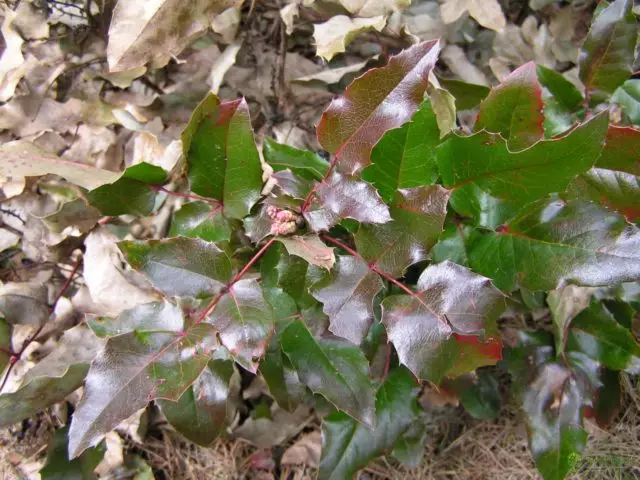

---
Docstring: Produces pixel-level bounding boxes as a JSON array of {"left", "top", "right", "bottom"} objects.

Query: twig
[
  {"left": 151, "top": 185, "right": 222, "bottom": 208},
  {"left": 195, "top": 238, "right": 276, "bottom": 324},
  {"left": 0, "top": 257, "right": 82, "bottom": 393}
]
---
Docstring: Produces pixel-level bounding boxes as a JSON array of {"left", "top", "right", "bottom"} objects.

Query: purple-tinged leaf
[
  {"left": 595, "top": 125, "right": 640, "bottom": 176},
  {"left": 317, "top": 40, "right": 441, "bottom": 174},
  {"left": 311, "top": 255, "right": 384, "bottom": 345},
  {"left": 68, "top": 304, "right": 216, "bottom": 458},
  {"left": 319, "top": 368, "right": 420, "bottom": 480},
  {"left": 281, "top": 319, "right": 376, "bottom": 427},
  {"left": 302, "top": 173, "right": 391, "bottom": 232},
  {"left": 118, "top": 237, "right": 233, "bottom": 298},
  {"left": 438, "top": 112, "right": 609, "bottom": 206},
  {"left": 579, "top": 0, "right": 636, "bottom": 103},
  {"left": 158, "top": 359, "right": 239, "bottom": 446},
  {"left": 476, "top": 62, "right": 545, "bottom": 151},
  {"left": 467, "top": 198, "right": 640, "bottom": 291},
  {"left": 182, "top": 94, "right": 263, "bottom": 220},
  {"left": 206, "top": 278, "right": 275, "bottom": 373},
  {"left": 355, "top": 185, "right": 450, "bottom": 278},
  {"left": 381, "top": 261, "right": 506, "bottom": 383}
]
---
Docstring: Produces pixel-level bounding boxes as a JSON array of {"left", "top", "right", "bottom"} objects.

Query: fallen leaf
[
  {"left": 313, "top": 15, "right": 386, "bottom": 61},
  {"left": 282, "top": 431, "right": 322, "bottom": 468},
  {"left": 209, "top": 40, "right": 242, "bottom": 93},
  {"left": 0, "top": 7, "right": 26, "bottom": 102},
  {"left": 0, "top": 282, "right": 49, "bottom": 325},
  {"left": 293, "top": 59, "right": 371, "bottom": 85},
  {"left": 441, "top": 45, "right": 489, "bottom": 86},
  {"left": 280, "top": 1, "right": 300, "bottom": 35},
  {"left": 233, "top": 405, "right": 313, "bottom": 447},
  {"left": 211, "top": 7, "right": 241, "bottom": 43},
  {"left": 440, "top": 0, "right": 506, "bottom": 32}
]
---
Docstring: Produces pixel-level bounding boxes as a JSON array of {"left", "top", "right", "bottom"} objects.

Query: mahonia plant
[{"left": 1, "top": 1, "right": 639, "bottom": 478}]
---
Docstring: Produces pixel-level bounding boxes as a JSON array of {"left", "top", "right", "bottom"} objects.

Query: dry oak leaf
[
  {"left": 313, "top": 15, "right": 386, "bottom": 61},
  {"left": 440, "top": 0, "right": 506, "bottom": 32}
]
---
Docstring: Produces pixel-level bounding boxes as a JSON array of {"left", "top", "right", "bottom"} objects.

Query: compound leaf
[
  {"left": 281, "top": 319, "right": 376, "bottom": 427},
  {"left": 317, "top": 40, "right": 440, "bottom": 174}
]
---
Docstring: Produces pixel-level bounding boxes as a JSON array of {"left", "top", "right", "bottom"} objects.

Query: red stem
[
  {"left": 0, "top": 257, "right": 82, "bottom": 393},
  {"left": 195, "top": 238, "right": 276, "bottom": 324},
  {"left": 300, "top": 155, "right": 340, "bottom": 213},
  {"left": 152, "top": 185, "right": 222, "bottom": 208}
]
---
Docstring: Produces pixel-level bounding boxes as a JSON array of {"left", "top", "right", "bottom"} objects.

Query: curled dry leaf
[
  {"left": 282, "top": 431, "right": 322, "bottom": 468},
  {"left": 313, "top": 15, "right": 386, "bottom": 61},
  {"left": 440, "top": 0, "right": 506, "bottom": 32}
]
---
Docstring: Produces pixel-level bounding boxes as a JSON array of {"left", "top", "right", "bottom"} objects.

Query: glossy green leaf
[
  {"left": 319, "top": 367, "right": 420, "bottom": 480},
  {"left": 611, "top": 79, "right": 640, "bottom": 124},
  {"left": 536, "top": 65, "right": 583, "bottom": 112},
  {"left": 159, "top": 359, "right": 238, "bottom": 446},
  {"left": 566, "top": 301, "right": 640, "bottom": 373},
  {"left": 263, "top": 138, "right": 328, "bottom": 180},
  {"left": 311, "top": 255, "right": 384, "bottom": 345},
  {"left": 523, "top": 363, "right": 587, "bottom": 480},
  {"left": 0, "top": 325, "right": 103, "bottom": 428},
  {"left": 40, "top": 426, "right": 105, "bottom": 480},
  {"left": 595, "top": 125, "right": 640, "bottom": 176},
  {"left": 68, "top": 304, "right": 216, "bottom": 458},
  {"left": 381, "top": 261, "right": 505, "bottom": 383},
  {"left": 439, "top": 113, "right": 608, "bottom": 206},
  {"left": 317, "top": 40, "right": 440, "bottom": 174},
  {"left": 448, "top": 370, "right": 501, "bottom": 420},
  {"left": 591, "top": 367, "right": 621, "bottom": 427},
  {"left": 503, "top": 330, "right": 555, "bottom": 398},
  {"left": 547, "top": 285, "right": 594, "bottom": 357},
  {"left": 182, "top": 94, "right": 263, "bottom": 220},
  {"left": 449, "top": 184, "right": 518, "bottom": 230},
  {"left": 355, "top": 185, "right": 450, "bottom": 277},
  {"left": 86, "top": 162, "right": 167, "bottom": 216},
  {"left": 119, "top": 237, "right": 233, "bottom": 298},
  {"left": 168, "top": 201, "right": 231, "bottom": 243},
  {"left": 564, "top": 168, "right": 640, "bottom": 221},
  {"left": 391, "top": 423, "right": 428, "bottom": 468},
  {"left": 431, "top": 223, "right": 471, "bottom": 266},
  {"left": 579, "top": 0, "right": 636, "bottom": 103},
  {"left": 302, "top": 172, "right": 391, "bottom": 232},
  {"left": 467, "top": 198, "right": 640, "bottom": 291},
  {"left": 437, "top": 77, "right": 489, "bottom": 110},
  {"left": 362, "top": 100, "right": 441, "bottom": 203},
  {"left": 206, "top": 278, "right": 275, "bottom": 373},
  {"left": 261, "top": 242, "right": 316, "bottom": 309},
  {"left": 281, "top": 319, "right": 376, "bottom": 427},
  {"left": 476, "top": 62, "right": 545, "bottom": 151},
  {"left": 260, "top": 338, "right": 306, "bottom": 412}
]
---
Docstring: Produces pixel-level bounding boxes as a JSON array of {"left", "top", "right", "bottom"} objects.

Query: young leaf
[
  {"left": 0, "top": 325, "right": 103, "bottom": 428},
  {"left": 362, "top": 100, "right": 441, "bottom": 204},
  {"left": 438, "top": 113, "right": 609, "bottom": 206},
  {"left": 564, "top": 168, "right": 640, "bottom": 221},
  {"left": 475, "top": 62, "right": 545, "bottom": 151},
  {"left": 158, "top": 359, "right": 238, "bottom": 446},
  {"left": 355, "top": 185, "right": 451, "bottom": 277},
  {"left": 303, "top": 172, "right": 391, "bottom": 232},
  {"left": 182, "top": 94, "right": 263, "bottom": 220},
  {"left": 118, "top": 237, "right": 233, "bottom": 298},
  {"left": 319, "top": 367, "right": 420, "bottom": 480},
  {"left": 206, "top": 278, "right": 275, "bottom": 373},
  {"left": 277, "top": 235, "right": 335, "bottom": 270},
  {"left": 523, "top": 363, "right": 587, "bottom": 480},
  {"left": 168, "top": 202, "right": 231, "bottom": 243},
  {"left": 579, "top": 0, "right": 636, "bottom": 103},
  {"left": 107, "top": 0, "right": 234, "bottom": 71},
  {"left": 467, "top": 198, "right": 640, "bottom": 291},
  {"left": 381, "top": 261, "right": 505, "bottom": 383},
  {"left": 281, "top": 319, "right": 376, "bottom": 427},
  {"left": 595, "top": 125, "right": 640, "bottom": 176},
  {"left": 317, "top": 39, "right": 441, "bottom": 174},
  {"left": 311, "top": 255, "right": 384, "bottom": 345},
  {"left": 68, "top": 305, "right": 216, "bottom": 458},
  {"left": 40, "top": 426, "right": 105, "bottom": 480},
  {"left": 566, "top": 301, "right": 640, "bottom": 373},
  {"left": 263, "top": 138, "right": 328, "bottom": 180}
]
